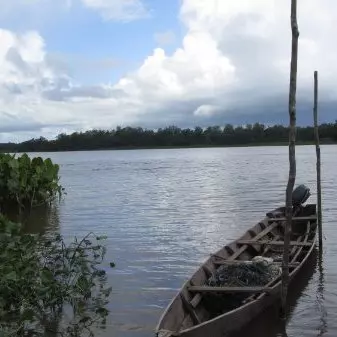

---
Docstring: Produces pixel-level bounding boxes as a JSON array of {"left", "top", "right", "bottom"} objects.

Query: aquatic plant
[
  {"left": 0, "top": 153, "right": 63, "bottom": 211},
  {"left": 0, "top": 154, "right": 113, "bottom": 336},
  {"left": 0, "top": 215, "right": 113, "bottom": 336}
]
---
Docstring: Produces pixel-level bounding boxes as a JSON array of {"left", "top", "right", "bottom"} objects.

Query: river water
[{"left": 26, "top": 146, "right": 336, "bottom": 337}]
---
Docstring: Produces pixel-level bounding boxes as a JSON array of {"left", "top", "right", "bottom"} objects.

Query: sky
[{"left": 0, "top": 0, "right": 336, "bottom": 142}]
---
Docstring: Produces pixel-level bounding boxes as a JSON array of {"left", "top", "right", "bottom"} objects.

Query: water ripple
[{"left": 29, "top": 146, "right": 337, "bottom": 337}]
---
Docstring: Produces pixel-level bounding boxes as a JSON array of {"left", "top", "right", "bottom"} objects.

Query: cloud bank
[{"left": 1, "top": 0, "right": 337, "bottom": 142}]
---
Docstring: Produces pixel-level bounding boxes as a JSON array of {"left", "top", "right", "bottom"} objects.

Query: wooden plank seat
[
  {"left": 212, "top": 260, "right": 300, "bottom": 267},
  {"left": 266, "top": 215, "right": 317, "bottom": 222},
  {"left": 188, "top": 286, "right": 274, "bottom": 294},
  {"left": 237, "top": 240, "right": 311, "bottom": 247}
]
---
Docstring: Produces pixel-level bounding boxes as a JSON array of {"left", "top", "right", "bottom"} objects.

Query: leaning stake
[
  {"left": 281, "top": 0, "right": 300, "bottom": 319},
  {"left": 313, "top": 71, "right": 322, "bottom": 251}
]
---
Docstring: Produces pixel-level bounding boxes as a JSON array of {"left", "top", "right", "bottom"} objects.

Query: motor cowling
[{"left": 292, "top": 184, "right": 311, "bottom": 206}]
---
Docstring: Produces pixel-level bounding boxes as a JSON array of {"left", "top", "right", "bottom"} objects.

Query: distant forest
[{"left": 1, "top": 122, "right": 337, "bottom": 152}]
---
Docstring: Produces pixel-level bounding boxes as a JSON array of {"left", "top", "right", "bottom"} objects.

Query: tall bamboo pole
[
  {"left": 313, "top": 71, "right": 322, "bottom": 251},
  {"left": 280, "top": 0, "right": 299, "bottom": 319}
]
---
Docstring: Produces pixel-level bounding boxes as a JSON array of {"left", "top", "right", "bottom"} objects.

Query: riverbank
[
  {"left": 2, "top": 140, "right": 336, "bottom": 153},
  {"left": 1, "top": 123, "right": 336, "bottom": 153}
]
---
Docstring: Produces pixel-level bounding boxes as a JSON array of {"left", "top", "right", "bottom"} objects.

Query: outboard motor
[
  {"left": 266, "top": 185, "right": 311, "bottom": 218},
  {"left": 292, "top": 184, "right": 311, "bottom": 206}
]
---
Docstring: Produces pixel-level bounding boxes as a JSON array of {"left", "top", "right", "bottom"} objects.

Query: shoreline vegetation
[
  {"left": 0, "top": 154, "right": 112, "bottom": 336},
  {"left": 1, "top": 122, "right": 336, "bottom": 153}
]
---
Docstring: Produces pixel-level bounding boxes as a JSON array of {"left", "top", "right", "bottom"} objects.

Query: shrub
[{"left": 0, "top": 215, "right": 113, "bottom": 336}]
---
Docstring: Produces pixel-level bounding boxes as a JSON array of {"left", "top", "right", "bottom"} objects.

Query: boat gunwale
[
  {"left": 155, "top": 216, "right": 265, "bottom": 334},
  {"left": 155, "top": 205, "right": 317, "bottom": 336},
  {"left": 179, "top": 229, "right": 317, "bottom": 335}
]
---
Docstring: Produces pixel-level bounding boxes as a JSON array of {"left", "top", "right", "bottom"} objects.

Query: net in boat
[
  {"left": 207, "top": 256, "right": 281, "bottom": 287},
  {"left": 203, "top": 257, "right": 281, "bottom": 315}
]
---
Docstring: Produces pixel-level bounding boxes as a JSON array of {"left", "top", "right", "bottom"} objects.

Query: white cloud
[
  {"left": 154, "top": 30, "right": 176, "bottom": 46},
  {"left": 111, "top": 0, "right": 337, "bottom": 123},
  {"left": 81, "top": 0, "right": 149, "bottom": 21},
  {"left": 194, "top": 105, "right": 219, "bottom": 117},
  {"left": 2, "top": 0, "right": 337, "bottom": 142},
  {"left": 0, "top": 29, "right": 53, "bottom": 101},
  {"left": 115, "top": 34, "right": 235, "bottom": 102},
  {"left": 0, "top": 29, "right": 129, "bottom": 140}
]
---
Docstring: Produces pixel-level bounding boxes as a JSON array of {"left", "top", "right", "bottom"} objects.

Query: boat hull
[
  {"left": 156, "top": 203, "right": 317, "bottom": 337},
  {"left": 171, "top": 235, "right": 316, "bottom": 337}
]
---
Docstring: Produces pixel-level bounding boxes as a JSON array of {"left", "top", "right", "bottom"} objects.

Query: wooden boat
[{"left": 155, "top": 197, "right": 317, "bottom": 337}]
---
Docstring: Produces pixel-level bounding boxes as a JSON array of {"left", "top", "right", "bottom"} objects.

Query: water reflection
[
  {"left": 22, "top": 203, "right": 61, "bottom": 234},
  {"left": 4, "top": 202, "right": 61, "bottom": 235},
  {"left": 21, "top": 146, "right": 337, "bottom": 336},
  {"left": 278, "top": 324, "right": 289, "bottom": 337},
  {"left": 228, "top": 249, "right": 317, "bottom": 337},
  {"left": 316, "top": 250, "right": 327, "bottom": 336}
]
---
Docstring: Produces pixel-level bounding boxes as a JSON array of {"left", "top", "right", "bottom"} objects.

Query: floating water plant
[{"left": 0, "top": 153, "right": 63, "bottom": 211}]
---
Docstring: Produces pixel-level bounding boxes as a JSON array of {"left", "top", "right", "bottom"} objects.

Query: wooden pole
[
  {"left": 281, "top": 0, "right": 299, "bottom": 319},
  {"left": 313, "top": 71, "right": 323, "bottom": 251}
]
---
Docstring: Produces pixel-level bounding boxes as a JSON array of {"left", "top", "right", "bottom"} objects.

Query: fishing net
[
  {"left": 207, "top": 256, "right": 281, "bottom": 288},
  {"left": 203, "top": 257, "right": 281, "bottom": 316}
]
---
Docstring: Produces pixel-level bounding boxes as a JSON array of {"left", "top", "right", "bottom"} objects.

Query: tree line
[{"left": 1, "top": 122, "right": 337, "bottom": 152}]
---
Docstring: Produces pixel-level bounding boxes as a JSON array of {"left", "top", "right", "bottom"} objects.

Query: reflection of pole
[
  {"left": 281, "top": 0, "right": 299, "bottom": 320},
  {"left": 280, "top": 320, "right": 289, "bottom": 337},
  {"left": 313, "top": 71, "right": 323, "bottom": 252},
  {"left": 317, "top": 250, "right": 327, "bottom": 336}
]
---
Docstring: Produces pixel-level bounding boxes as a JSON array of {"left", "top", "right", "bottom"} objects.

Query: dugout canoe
[{"left": 155, "top": 195, "right": 317, "bottom": 337}]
